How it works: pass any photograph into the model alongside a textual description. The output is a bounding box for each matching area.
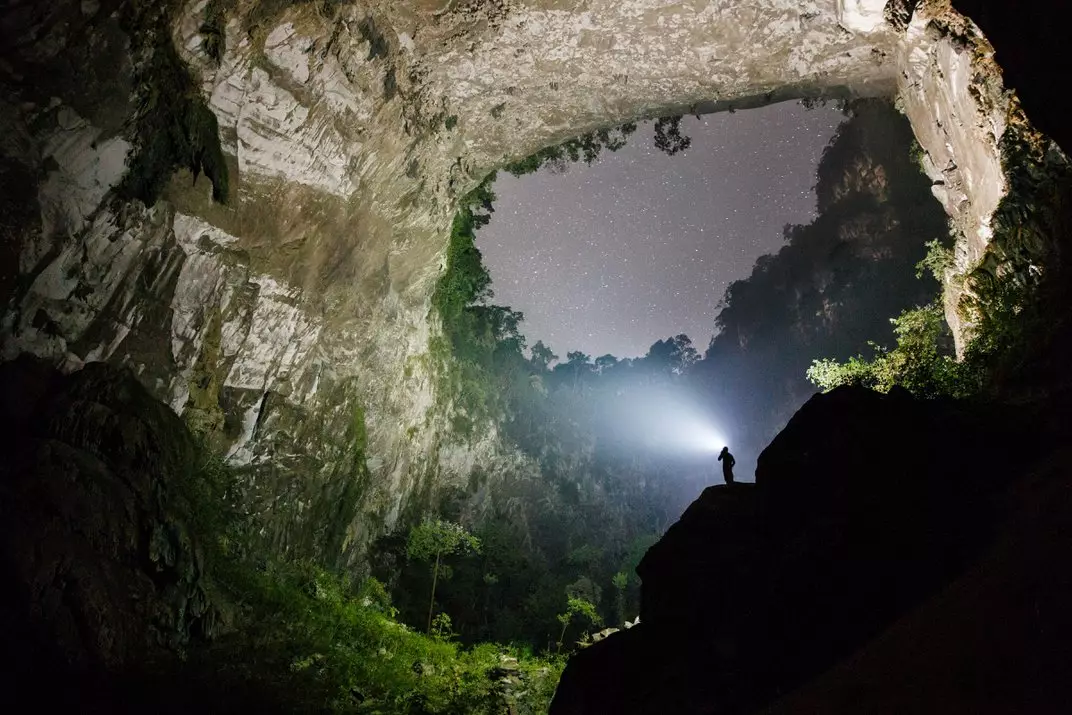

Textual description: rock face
[0,356,218,682]
[0,0,1065,563]
[550,385,1071,713]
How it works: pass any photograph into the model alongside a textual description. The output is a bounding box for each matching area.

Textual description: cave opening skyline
[476,101,848,359]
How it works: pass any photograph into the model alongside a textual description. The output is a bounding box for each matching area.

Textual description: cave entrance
[454,97,951,483]
[476,101,848,360]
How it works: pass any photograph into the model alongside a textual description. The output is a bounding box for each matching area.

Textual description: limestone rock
[0,0,1065,566]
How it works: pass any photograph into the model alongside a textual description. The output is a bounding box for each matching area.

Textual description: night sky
[477,101,847,359]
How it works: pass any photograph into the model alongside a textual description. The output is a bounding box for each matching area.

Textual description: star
[477,101,845,359]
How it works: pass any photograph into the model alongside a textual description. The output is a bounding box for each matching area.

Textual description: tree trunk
[426,549,441,633]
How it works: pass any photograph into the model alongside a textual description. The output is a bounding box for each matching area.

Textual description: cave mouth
[475,100,850,361]
[444,97,953,481]
[5,1,1072,711]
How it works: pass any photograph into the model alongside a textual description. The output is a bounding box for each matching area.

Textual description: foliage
[643,334,699,375]
[804,102,1072,401]
[806,304,977,398]
[956,111,1072,386]
[555,596,602,652]
[916,238,955,281]
[189,558,564,714]
[170,447,561,713]
[415,98,953,658]
[653,116,692,156]
[705,99,950,460]
[408,517,482,629]
[119,4,229,205]
[173,440,250,565]
[505,123,638,176]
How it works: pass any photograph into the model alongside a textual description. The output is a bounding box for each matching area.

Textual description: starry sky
[477,101,848,359]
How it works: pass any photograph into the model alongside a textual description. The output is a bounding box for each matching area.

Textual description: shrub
[807,304,978,398]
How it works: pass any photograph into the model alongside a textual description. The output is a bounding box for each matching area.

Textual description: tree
[643,334,699,376]
[407,518,481,632]
[555,596,602,653]
[594,354,619,374]
[611,571,629,626]
[654,116,692,156]
[554,351,595,390]
[806,304,976,398]
[531,340,558,371]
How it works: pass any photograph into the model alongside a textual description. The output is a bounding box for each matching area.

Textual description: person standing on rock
[718,446,736,485]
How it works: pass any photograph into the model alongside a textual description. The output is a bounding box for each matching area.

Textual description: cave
[0,0,1031,560]
[1,0,1071,712]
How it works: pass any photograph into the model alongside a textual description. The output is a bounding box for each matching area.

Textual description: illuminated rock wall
[0,0,1048,562]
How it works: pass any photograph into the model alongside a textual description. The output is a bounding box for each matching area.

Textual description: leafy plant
[555,596,602,653]
[504,123,637,176]
[916,238,954,282]
[408,518,481,632]
[955,110,1072,386]
[653,115,691,156]
[170,446,563,713]
[806,304,977,398]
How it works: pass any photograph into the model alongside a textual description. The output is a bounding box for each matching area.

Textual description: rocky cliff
[550,385,1072,713]
[0,0,1066,564]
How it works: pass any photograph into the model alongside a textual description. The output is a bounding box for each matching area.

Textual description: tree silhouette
[531,340,558,371]
[654,116,692,156]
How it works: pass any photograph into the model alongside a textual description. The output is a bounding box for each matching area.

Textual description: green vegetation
[501,115,695,176]
[653,116,691,156]
[417,133,714,653]
[196,560,563,713]
[916,238,955,282]
[807,102,1072,399]
[555,597,602,653]
[504,123,637,176]
[807,304,977,398]
[429,175,526,435]
[173,446,562,713]
[413,99,979,676]
[407,519,481,632]
[957,111,1072,384]
[419,105,943,653]
[119,4,229,205]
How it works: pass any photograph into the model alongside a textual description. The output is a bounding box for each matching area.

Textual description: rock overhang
[0,0,1060,562]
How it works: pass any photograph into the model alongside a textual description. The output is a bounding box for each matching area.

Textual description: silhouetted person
[718,446,736,485]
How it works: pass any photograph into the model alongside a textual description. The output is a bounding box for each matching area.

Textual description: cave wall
[0,0,1052,563]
